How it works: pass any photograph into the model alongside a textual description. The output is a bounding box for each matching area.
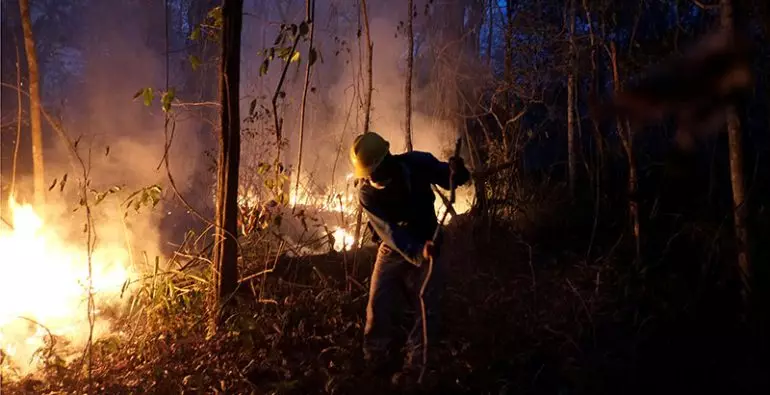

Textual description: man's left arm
[416,152,470,190]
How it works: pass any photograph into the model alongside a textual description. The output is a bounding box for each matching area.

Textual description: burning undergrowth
[0,194,136,379]
[237,167,475,257]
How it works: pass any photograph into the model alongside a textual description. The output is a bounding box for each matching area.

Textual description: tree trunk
[11,41,23,199]
[610,40,641,264]
[581,0,606,259]
[567,0,576,197]
[18,0,44,207]
[360,0,374,133]
[404,0,414,152]
[293,0,316,209]
[504,0,514,115]
[720,0,751,306]
[487,0,493,65]
[212,0,243,328]
[353,0,374,250]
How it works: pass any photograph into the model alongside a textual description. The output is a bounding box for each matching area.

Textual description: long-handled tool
[417,137,462,385]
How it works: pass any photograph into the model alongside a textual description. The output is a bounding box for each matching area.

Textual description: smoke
[1,0,214,377]
[37,0,209,258]
[235,1,478,249]
[239,1,468,196]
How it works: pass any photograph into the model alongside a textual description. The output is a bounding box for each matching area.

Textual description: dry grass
[3,181,768,395]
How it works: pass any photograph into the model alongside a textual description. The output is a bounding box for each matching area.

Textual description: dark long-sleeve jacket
[358,151,470,266]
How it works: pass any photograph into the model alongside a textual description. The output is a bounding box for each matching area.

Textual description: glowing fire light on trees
[0,197,133,377]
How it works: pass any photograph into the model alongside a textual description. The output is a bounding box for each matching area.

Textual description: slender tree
[10,41,23,199]
[18,0,45,206]
[405,0,415,152]
[582,0,605,259]
[610,41,641,264]
[361,0,374,133]
[294,0,316,209]
[212,0,243,328]
[720,0,751,306]
[567,0,577,197]
[353,0,374,250]
[504,0,514,115]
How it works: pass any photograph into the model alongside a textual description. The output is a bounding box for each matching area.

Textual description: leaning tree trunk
[353,0,374,251]
[581,0,606,259]
[610,40,641,264]
[293,0,316,209]
[504,0,514,116]
[404,0,414,152]
[212,0,243,329]
[11,41,23,199]
[567,0,577,197]
[720,0,751,307]
[18,0,44,207]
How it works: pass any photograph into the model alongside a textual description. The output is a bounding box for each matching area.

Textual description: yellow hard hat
[350,132,390,178]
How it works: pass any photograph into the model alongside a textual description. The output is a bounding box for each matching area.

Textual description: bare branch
[691,0,719,9]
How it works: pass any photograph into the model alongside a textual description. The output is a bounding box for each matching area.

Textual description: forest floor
[5,208,770,395]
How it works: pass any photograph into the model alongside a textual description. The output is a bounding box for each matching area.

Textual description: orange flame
[0,196,133,377]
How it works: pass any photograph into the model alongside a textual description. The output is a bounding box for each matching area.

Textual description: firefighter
[349,131,470,386]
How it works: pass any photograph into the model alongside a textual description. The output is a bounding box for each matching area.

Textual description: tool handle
[449,137,462,204]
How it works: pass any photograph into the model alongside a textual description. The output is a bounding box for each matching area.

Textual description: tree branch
[691,0,719,9]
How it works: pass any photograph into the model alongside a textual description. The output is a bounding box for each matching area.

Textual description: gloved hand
[448,156,465,174]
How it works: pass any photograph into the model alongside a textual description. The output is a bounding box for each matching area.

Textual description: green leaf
[257,162,271,175]
[208,6,223,28]
[309,47,318,66]
[189,55,202,71]
[289,51,300,63]
[276,47,291,59]
[207,6,222,21]
[142,88,154,107]
[259,58,269,76]
[189,25,201,41]
[161,88,176,112]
